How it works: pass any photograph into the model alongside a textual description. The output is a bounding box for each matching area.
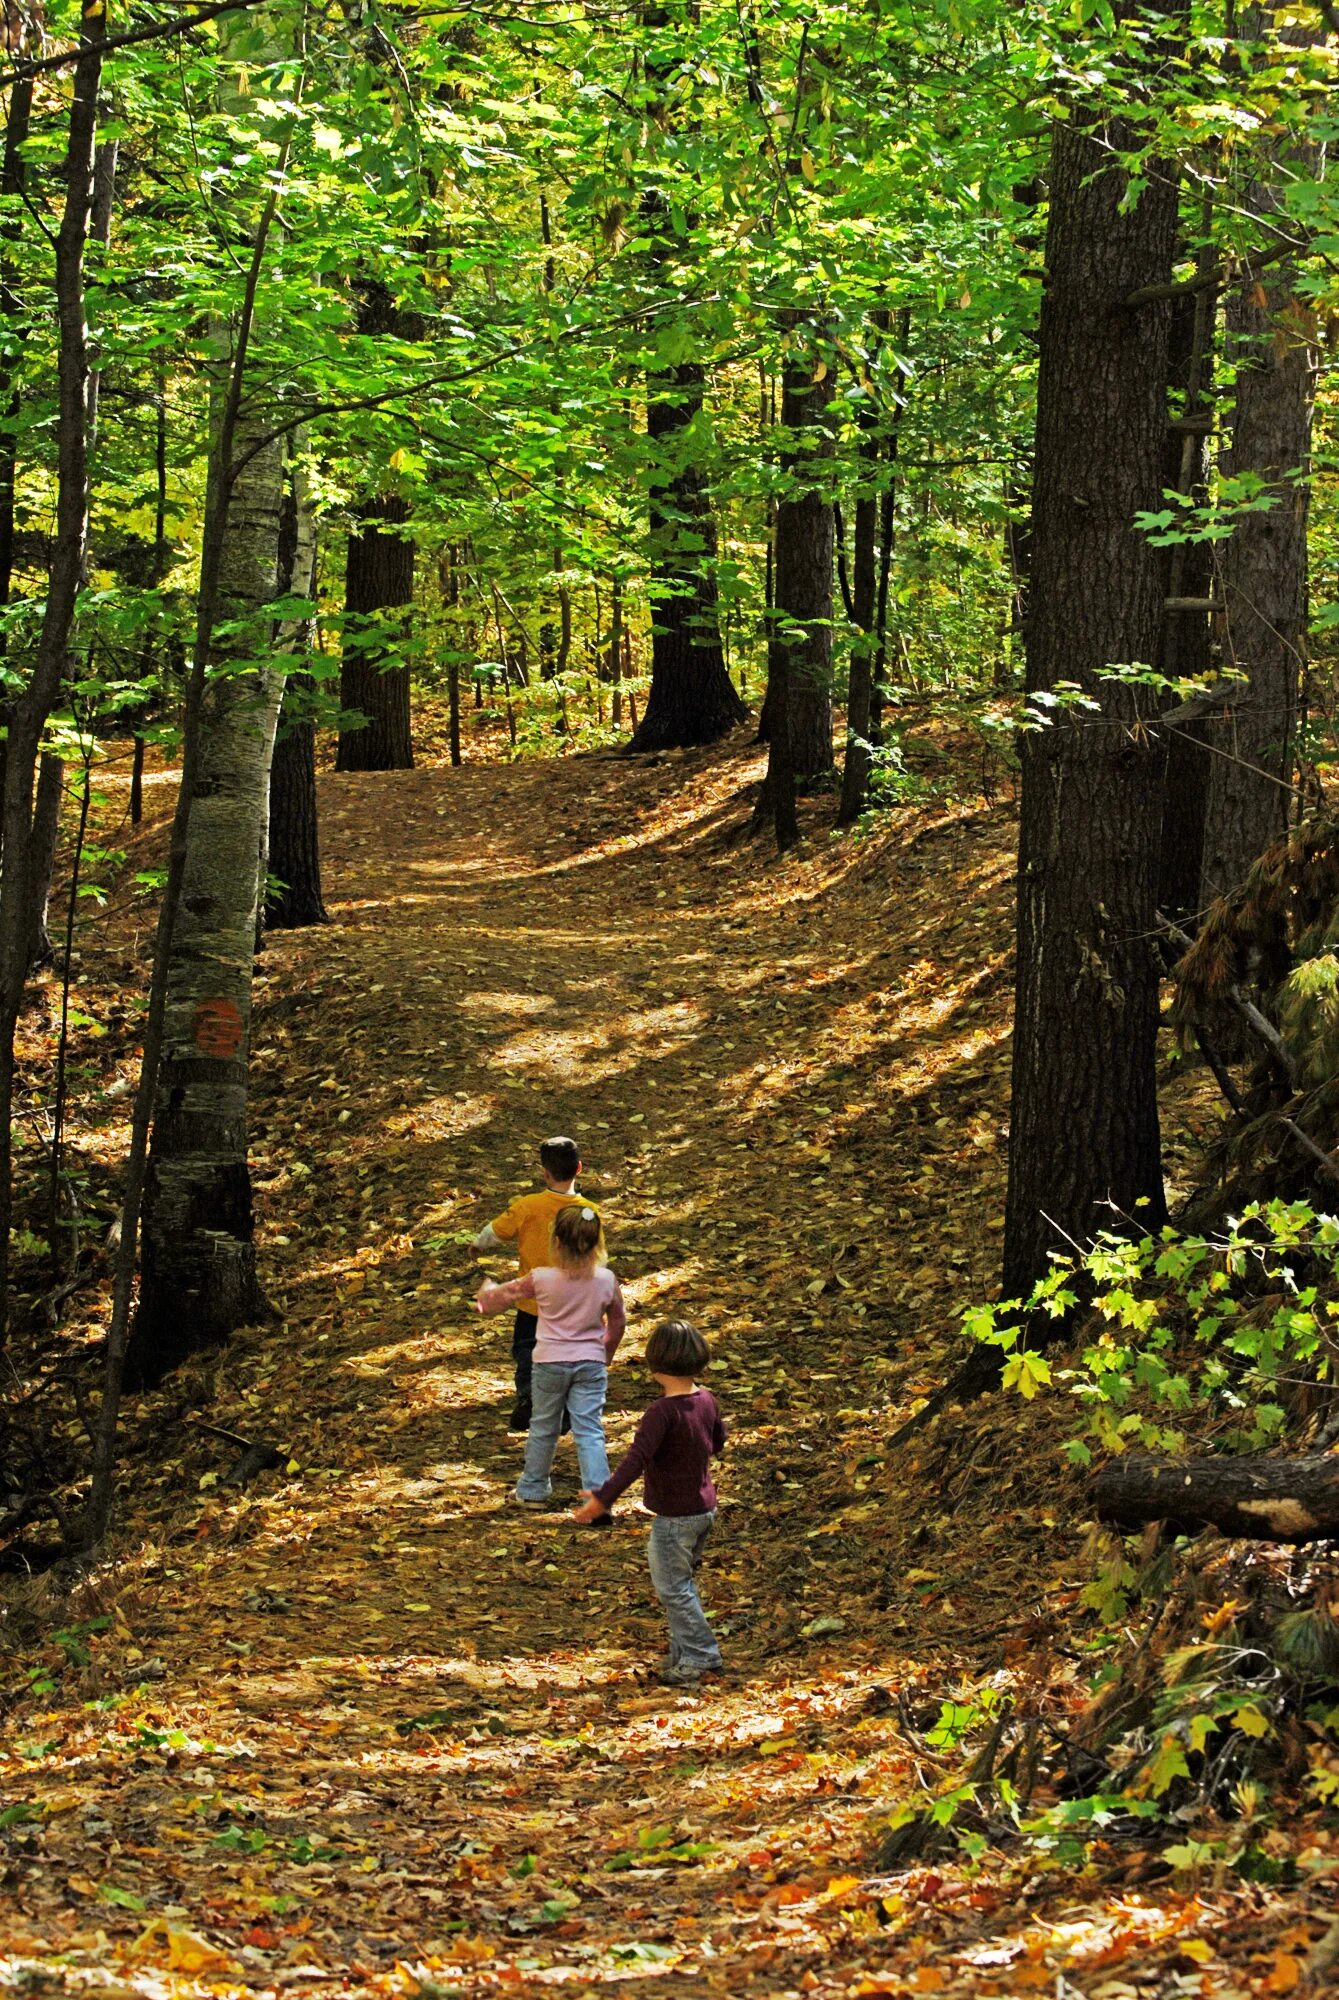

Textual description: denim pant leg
[563,1362,610,1492]
[647,1511,721,1670]
[511,1313,537,1401]
[515,1363,567,1500]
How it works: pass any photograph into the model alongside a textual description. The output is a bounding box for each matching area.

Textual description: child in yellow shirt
[473,1135,599,1429]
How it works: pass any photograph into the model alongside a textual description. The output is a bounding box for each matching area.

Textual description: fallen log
[1092,1452,1339,1545]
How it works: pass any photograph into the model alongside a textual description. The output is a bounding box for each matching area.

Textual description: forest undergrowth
[3,727,1337,1998]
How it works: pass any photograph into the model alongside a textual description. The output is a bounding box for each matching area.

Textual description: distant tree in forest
[266,464,327,930]
[628,5,744,754]
[758,316,836,849]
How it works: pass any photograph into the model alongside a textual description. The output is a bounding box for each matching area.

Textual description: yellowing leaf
[1232,1702,1271,1739]
[1188,1712,1216,1754]
[1267,1951,1302,1993]
[820,1874,862,1902]
[167,1928,239,1974]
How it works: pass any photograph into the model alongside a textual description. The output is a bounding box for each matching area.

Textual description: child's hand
[474,1283,491,1313]
[572,1492,606,1524]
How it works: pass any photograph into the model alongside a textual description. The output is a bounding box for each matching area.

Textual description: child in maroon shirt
[574,1318,725,1686]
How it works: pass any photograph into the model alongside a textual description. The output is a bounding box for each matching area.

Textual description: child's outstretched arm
[572,1401,670,1520]
[603,1282,627,1362]
[476,1273,537,1314]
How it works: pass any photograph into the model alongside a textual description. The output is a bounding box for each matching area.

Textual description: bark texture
[630,360,745,751]
[1002,15,1179,1306]
[760,329,836,846]
[1093,1452,1339,1544]
[132,386,287,1380]
[337,491,415,771]
[266,468,327,929]
[836,411,879,824]
[1158,277,1217,921]
[1199,209,1314,901]
[25,752,63,970]
[0,10,104,1343]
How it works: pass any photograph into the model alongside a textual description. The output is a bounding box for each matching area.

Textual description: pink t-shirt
[479,1265,625,1366]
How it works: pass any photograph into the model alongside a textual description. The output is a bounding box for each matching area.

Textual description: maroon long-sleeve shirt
[594,1388,725,1517]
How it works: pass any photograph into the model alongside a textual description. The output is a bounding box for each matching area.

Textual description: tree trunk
[0,71,33,628]
[337,491,414,771]
[0,7,105,1348]
[441,545,463,766]
[1001,5,1180,1311]
[1093,1451,1339,1544]
[130,30,294,1382]
[609,575,624,729]
[759,325,836,845]
[1198,112,1314,901]
[266,465,326,930]
[869,312,912,742]
[25,754,64,971]
[131,405,286,1378]
[629,357,745,751]
[628,10,744,755]
[837,338,886,824]
[1158,259,1218,921]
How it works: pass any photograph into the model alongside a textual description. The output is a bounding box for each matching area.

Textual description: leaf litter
[3,726,1336,1997]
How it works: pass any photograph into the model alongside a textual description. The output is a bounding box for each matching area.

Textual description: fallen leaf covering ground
[3,727,1337,1998]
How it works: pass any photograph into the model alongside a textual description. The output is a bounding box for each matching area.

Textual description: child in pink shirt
[476,1205,625,1517]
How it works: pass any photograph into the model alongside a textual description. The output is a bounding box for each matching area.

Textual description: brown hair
[645,1318,709,1377]
[550,1202,602,1272]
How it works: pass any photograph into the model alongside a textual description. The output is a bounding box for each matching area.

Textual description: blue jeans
[515,1361,610,1500]
[648,1511,721,1671]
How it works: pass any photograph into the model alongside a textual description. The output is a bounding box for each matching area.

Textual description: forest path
[12,740,1201,1997]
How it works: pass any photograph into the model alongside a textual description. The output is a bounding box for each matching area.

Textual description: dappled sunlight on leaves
[5,733,1331,1996]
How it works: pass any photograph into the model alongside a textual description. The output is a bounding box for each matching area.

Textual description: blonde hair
[550,1203,602,1274]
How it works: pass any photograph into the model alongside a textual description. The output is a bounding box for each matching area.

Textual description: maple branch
[223,293,708,485]
[1124,233,1305,310]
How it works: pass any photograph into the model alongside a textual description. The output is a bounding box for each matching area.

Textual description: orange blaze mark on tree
[193,997,243,1058]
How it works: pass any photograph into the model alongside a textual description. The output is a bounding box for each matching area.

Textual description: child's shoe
[655,1660,722,1687]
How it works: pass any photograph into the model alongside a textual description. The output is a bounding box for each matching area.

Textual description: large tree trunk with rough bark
[337,491,415,771]
[129,405,286,1380]
[1000,6,1180,1313]
[628,10,743,754]
[1093,1452,1339,1544]
[266,467,326,930]
[1158,270,1218,922]
[1198,110,1315,903]
[129,26,292,1382]
[630,359,745,751]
